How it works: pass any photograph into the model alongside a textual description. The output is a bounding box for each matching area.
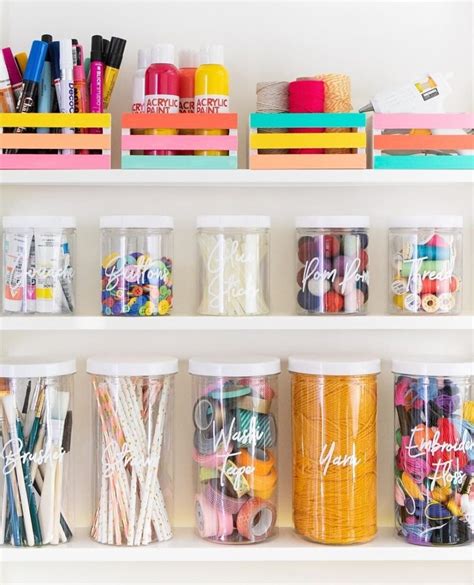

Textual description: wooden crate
[0,113,111,169]
[121,113,238,169]
[249,112,366,170]
[373,113,474,169]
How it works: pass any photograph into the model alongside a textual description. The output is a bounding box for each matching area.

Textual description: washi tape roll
[209,385,252,400]
[237,395,272,414]
[204,479,248,515]
[223,459,251,498]
[193,397,217,431]
[245,467,277,494]
[236,448,275,475]
[235,409,277,449]
[195,494,219,538]
[236,497,276,542]
[194,429,218,455]
[199,466,221,482]
[193,447,231,469]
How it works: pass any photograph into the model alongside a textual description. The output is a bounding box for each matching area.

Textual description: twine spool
[292,372,377,544]
[256,81,289,154]
[288,80,325,154]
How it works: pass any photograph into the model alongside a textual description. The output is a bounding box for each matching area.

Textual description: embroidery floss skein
[256,81,289,154]
[290,358,379,545]
[288,80,325,154]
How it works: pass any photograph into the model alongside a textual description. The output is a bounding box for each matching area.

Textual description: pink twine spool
[288,80,325,154]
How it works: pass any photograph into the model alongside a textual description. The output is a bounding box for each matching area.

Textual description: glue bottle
[195,44,229,156]
[144,44,179,155]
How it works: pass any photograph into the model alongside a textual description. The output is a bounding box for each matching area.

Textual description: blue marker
[37,34,53,136]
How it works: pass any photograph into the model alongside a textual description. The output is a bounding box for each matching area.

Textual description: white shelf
[0,169,472,187]
[0,315,472,331]
[1,527,471,563]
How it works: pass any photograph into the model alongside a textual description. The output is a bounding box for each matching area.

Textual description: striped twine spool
[256,81,289,154]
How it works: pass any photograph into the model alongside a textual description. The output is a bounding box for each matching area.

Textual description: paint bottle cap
[59,38,73,71]
[200,44,224,66]
[106,37,126,69]
[152,43,175,66]
[179,49,198,69]
[24,40,48,83]
[137,48,151,70]
[90,35,103,62]
[2,48,22,86]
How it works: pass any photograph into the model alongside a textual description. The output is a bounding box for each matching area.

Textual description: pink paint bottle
[144,44,179,155]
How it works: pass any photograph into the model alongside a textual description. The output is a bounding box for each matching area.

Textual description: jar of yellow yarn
[289,357,380,545]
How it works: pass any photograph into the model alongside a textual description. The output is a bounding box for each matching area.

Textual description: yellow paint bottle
[195,45,229,156]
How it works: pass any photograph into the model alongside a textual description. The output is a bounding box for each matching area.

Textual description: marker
[50,41,61,107]
[2,48,23,104]
[103,36,126,110]
[0,50,16,113]
[102,38,109,63]
[37,35,53,138]
[58,39,75,154]
[15,52,27,75]
[6,40,48,154]
[89,35,104,143]
[73,45,89,154]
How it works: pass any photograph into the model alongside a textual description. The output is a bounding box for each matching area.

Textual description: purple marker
[2,47,23,104]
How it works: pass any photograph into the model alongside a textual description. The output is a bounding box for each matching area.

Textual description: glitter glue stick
[195,44,229,156]
[178,49,198,154]
[144,43,179,156]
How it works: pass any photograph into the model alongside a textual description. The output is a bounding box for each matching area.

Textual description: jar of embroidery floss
[392,359,473,546]
[189,356,280,544]
[0,357,76,547]
[295,216,369,315]
[87,355,177,546]
[196,216,270,316]
[289,356,380,544]
[100,216,174,317]
[388,216,462,314]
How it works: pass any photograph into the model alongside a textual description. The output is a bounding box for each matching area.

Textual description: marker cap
[179,49,198,69]
[59,39,73,70]
[0,51,9,82]
[152,43,175,66]
[2,48,22,86]
[41,34,53,44]
[50,41,60,80]
[137,48,151,70]
[102,39,109,62]
[200,44,224,66]
[24,40,48,83]
[106,37,126,69]
[90,35,103,62]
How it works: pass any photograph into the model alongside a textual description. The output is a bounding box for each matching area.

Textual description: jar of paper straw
[87,355,177,546]
[189,356,280,544]
[289,357,380,544]
[0,357,76,547]
[196,216,270,316]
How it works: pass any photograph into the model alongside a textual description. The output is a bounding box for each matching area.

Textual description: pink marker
[89,35,103,139]
[2,47,23,104]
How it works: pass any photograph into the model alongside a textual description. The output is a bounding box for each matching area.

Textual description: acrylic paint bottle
[195,44,229,156]
[178,49,198,155]
[131,48,151,155]
[144,44,179,156]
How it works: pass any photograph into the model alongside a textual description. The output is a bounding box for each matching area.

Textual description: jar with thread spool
[87,355,177,546]
[196,216,270,316]
[189,356,280,544]
[393,360,473,546]
[289,356,380,544]
[296,216,369,315]
[0,357,76,547]
[389,216,462,315]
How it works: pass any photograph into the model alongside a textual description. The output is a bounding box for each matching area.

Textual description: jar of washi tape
[393,359,473,546]
[87,355,177,546]
[189,356,279,544]
[196,216,270,316]
[289,357,380,544]
[100,216,174,317]
[389,216,462,314]
[0,357,76,547]
[2,216,76,314]
[295,216,369,315]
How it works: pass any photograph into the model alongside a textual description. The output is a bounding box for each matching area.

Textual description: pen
[2,48,23,104]
[102,38,109,63]
[103,36,126,110]
[58,39,75,155]
[73,44,89,154]
[50,41,61,108]
[37,34,53,138]
[0,50,16,113]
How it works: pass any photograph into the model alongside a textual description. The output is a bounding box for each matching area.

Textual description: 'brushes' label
[144,94,179,114]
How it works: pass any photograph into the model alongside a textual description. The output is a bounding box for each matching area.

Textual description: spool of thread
[288,80,325,154]
[256,81,289,154]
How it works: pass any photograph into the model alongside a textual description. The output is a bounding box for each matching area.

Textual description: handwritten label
[103,256,170,292]
[319,442,360,476]
[102,442,159,478]
[1,438,65,476]
[302,257,368,294]
[6,257,74,296]
[404,256,455,293]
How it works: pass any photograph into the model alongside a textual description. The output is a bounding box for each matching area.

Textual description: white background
[0,0,473,583]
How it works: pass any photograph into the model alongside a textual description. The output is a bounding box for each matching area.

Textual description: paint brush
[53,409,72,544]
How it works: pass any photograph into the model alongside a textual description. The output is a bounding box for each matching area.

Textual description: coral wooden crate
[0,113,111,169]
[249,112,367,170]
[373,113,474,170]
[121,113,238,169]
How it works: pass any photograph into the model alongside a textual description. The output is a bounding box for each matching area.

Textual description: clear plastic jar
[189,356,280,544]
[196,216,270,316]
[0,357,76,547]
[295,217,369,315]
[393,360,473,546]
[3,216,76,314]
[100,216,173,317]
[87,355,177,546]
[388,216,462,314]
[289,357,380,544]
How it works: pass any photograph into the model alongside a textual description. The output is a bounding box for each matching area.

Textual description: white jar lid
[392,359,473,377]
[100,216,174,229]
[87,355,178,377]
[196,216,271,229]
[189,355,280,377]
[0,357,76,378]
[288,356,381,376]
[3,216,76,229]
[295,216,370,229]
[388,216,463,229]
